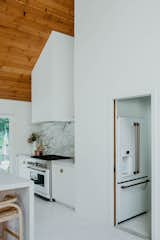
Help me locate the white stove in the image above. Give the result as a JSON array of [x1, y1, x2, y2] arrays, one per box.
[[27, 155, 72, 200]]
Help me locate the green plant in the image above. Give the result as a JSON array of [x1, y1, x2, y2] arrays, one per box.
[[27, 133, 39, 144]]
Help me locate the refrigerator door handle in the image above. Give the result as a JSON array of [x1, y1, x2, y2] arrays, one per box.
[[121, 179, 149, 189], [137, 122, 140, 174], [133, 122, 140, 175]]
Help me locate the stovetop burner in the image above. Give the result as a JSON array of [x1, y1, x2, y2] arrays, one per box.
[[31, 155, 72, 161]]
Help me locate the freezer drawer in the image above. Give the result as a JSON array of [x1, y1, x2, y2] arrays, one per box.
[[117, 178, 149, 224]]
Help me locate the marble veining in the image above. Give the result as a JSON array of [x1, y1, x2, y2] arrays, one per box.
[[33, 122, 74, 157]]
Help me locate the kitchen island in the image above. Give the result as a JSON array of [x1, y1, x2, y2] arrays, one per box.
[[0, 172, 34, 240]]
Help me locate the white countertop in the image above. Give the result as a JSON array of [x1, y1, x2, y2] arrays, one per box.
[[0, 172, 32, 191], [52, 159, 74, 167]]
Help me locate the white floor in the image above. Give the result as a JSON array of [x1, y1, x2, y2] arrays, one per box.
[[118, 213, 151, 239], [35, 196, 143, 240]]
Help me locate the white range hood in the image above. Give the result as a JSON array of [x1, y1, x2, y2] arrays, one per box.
[[32, 31, 74, 123]]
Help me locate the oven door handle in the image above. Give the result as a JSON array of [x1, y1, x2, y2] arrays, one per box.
[[30, 178, 44, 186], [27, 166, 46, 173]]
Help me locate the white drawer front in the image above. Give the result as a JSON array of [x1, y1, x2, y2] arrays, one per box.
[[117, 179, 149, 223]]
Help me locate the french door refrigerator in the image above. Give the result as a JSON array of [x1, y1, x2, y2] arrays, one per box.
[[116, 117, 149, 224]]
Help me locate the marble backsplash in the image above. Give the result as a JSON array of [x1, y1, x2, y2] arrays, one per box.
[[32, 122, 74, 157]]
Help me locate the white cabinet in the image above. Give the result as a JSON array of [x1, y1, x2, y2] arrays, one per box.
[[17, 155, 30, 180], [52, 161, 75, 208], [32, 31, 74, 122]]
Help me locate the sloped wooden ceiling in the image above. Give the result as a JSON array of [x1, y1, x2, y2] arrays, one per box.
[[0, 0, 74, 101]]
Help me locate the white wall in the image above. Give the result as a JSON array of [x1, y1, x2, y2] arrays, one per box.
[[117, 97, 150, 118], [75, 0, 160, 238], [0, 99, 32, 173]]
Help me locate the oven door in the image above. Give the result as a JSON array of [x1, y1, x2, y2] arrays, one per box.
[[28, 167, 50, 199]]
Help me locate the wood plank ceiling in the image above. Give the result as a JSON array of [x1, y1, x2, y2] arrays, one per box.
[[0, 0, 74, 101]]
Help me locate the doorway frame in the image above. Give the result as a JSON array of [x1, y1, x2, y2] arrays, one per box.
[[113, 90, 160, 240], [114, 99, 117, 226]]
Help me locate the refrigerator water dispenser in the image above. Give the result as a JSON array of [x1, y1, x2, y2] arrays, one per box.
[[120, 147, 133, 177]]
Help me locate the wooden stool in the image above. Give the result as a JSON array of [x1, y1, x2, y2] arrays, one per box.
[[0, 195, 23, 240]]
